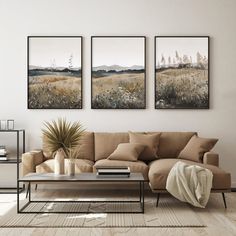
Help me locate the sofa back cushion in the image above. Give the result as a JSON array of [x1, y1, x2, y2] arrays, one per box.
[[94, 132, 129, 161], [178, 135, 218, 162], [94, 131, 196, 161], [129, 132, 161, 161], [150, 132, 197, 158], [42, 131, 95, 161]]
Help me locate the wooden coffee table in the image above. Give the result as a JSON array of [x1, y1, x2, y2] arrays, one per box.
[[17, 172, 145, 214]]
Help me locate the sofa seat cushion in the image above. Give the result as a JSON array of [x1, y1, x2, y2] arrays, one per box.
[[149, 159, 231, 190], [36, 159, 94, 174], [94, 159, 149, 180]]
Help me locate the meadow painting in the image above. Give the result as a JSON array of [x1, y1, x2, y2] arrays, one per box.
[[155, 36, 209, 109], [91, 37, 146, 109], [28, 36, 82, 109]]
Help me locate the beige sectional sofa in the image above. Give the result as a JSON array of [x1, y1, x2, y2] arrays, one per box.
[[22, 131, 231, 207]]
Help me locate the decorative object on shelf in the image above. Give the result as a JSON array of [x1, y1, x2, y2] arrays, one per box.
[[91, 36, 146, 109], [0, 120, 7, 130], [7, 120, 14, 130], [155, 36, 209, 109], [42, 118, 85, 175], [0, 145, 8, 161], [28, 36, 83, 109]]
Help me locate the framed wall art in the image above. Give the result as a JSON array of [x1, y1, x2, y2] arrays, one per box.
[[155, 36, 209, 109], [28, 36, 83, 109], [91, 36, 146, 109]]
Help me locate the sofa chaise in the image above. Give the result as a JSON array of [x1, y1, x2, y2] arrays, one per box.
[[22, 131, 231, 208]]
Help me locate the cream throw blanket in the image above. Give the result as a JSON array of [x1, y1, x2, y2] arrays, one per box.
[[166, 161, 213, 208]]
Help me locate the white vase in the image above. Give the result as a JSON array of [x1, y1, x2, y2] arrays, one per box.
[[54, 148, 65, 175], [68, 159, 75, 176]]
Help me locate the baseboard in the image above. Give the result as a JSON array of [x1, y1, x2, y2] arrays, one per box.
[[231, 181, 236, 189], [231, 188, 236, 192]]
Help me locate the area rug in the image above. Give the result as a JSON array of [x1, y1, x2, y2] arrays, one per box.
[[0, 197, 205, 227]]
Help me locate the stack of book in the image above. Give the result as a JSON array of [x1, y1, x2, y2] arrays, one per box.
[[96, 166, 130, 178], [0, 146, 8, 161]]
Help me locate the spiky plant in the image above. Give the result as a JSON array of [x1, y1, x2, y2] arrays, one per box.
[[42, 118, 85, 157]]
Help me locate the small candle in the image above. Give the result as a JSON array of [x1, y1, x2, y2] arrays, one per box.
[[0, 120, 7, 130], [7, 120, 14, 130]]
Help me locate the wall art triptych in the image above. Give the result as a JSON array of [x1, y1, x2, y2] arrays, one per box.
[[27, 36, 209, 110], [28, 36, 82, 109], [155, 36, 209, 109], [91, 36, 146, 109]]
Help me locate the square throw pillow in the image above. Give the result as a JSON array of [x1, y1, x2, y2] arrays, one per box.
[[178, 135, 218, 162], [129, 132, 161, 161], [107, 143, 145, 162]]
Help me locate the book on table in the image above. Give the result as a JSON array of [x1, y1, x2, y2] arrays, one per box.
[[96, 166, 130, 177]]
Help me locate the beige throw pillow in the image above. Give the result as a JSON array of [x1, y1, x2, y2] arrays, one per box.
[[107, 143, 145, 162], [178, 135, 218, 162], [129, 132, 160, 161]]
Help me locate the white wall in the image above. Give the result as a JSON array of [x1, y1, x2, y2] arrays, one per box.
[[0, 0, 236, 187]]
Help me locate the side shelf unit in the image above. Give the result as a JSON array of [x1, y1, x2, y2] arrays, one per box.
[[0, 129, 25, 194]]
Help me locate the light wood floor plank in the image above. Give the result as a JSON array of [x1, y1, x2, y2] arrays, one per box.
[[0, 191, 235, 236]]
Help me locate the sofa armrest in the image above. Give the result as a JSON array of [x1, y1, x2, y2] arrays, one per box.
[[22, 150, 44, 176], [203, 152, 219, 166]]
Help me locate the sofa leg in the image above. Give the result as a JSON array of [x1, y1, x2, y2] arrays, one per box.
[[222, 192, 227, 209], [156, 193, 160, 207]]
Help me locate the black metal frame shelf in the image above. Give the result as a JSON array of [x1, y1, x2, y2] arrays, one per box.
[[0, 129, 25, 194]]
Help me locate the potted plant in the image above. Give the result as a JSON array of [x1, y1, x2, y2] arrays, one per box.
[[42, 118, 85, 175]]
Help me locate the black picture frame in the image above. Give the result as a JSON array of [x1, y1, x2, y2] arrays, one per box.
[[155, 36, 210, 109], [91, 36, 146, 109], [27, 36, 83, 109]]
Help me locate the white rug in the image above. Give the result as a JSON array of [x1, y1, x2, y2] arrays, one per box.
[[0, 197, 205, 227]]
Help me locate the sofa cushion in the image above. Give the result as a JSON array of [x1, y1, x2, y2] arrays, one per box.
[[151, 132, 196, 158], [77, 132, 95, 161], [36, 159, 94, 174], [94, 159, 149, 180], [129, 132, 161, 161], [107, 143, 145, 162], [94, 132, 129, 161], [178, 135, 218, 162], [148, 159, 231, 190], [42, 132, 95, 161]]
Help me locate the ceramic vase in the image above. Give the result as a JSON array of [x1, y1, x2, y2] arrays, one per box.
[[54, 148, 65, 175], [68, 159, 75, 176]]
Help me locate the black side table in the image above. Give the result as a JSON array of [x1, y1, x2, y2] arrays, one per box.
[[0, 129, 25, 194]]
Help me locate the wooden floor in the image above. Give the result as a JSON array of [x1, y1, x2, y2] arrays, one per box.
[[0, 188, 235, 236]]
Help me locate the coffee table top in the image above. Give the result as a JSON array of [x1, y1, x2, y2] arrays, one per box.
[[19, 172, 145, 182]]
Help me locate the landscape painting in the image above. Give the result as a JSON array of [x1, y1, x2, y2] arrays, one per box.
[[28, 36, 82, 109], [91, 36, 146, 109], [155, 36, 209, 109]]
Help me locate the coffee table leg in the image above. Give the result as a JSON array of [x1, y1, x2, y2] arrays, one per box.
[[17, 180, 19, 213], [29, 182, 31, 202], [139, 182, 141, 202]]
